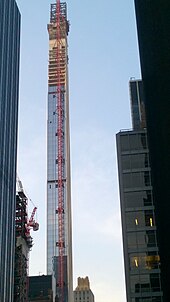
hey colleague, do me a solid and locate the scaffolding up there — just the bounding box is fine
[14,181,38,302]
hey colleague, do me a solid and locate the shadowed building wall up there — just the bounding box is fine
[0,0,20,301]
[134,1,170,300]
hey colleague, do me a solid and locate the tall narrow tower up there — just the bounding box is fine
[47,2,73,302]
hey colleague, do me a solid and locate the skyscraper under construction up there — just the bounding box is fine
[47,2,73,302]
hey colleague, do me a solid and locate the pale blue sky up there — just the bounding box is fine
[16,1,141,302]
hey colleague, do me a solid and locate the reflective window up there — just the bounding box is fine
[122,153,149,170]
[150,273,161,292]
[120,135,130,151]
[122,155,131,170]
[124,191,152,208]
[147,230,157,247]
[129,133,147,150]
[123,171,151,189]
[130,274,150,293]
[128,232,137,249]
[126,210,155,229]
[130,253,160,270]
[128,230,157,248]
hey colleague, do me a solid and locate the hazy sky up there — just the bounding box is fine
[16,1,141,302]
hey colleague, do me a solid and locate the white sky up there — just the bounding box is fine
[16,1,141,302]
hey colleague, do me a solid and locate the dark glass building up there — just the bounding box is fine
[117,81,163,302]
[134,2,170,301]
[0,0,20,301]
[28,275,53,302]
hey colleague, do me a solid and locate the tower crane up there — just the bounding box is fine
[16,175,39,238]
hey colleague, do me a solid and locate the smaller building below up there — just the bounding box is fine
[74,277,95,302]
[28,275,53,302]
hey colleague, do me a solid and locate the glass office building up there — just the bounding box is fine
[116,81,163,302]
[0,0,20,301]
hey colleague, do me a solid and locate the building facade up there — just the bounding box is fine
[74,277,95,302]
[29,275,53,302]
[47,3,73,302]
[129,80,146,130]
[116,81,163,302]
[134,2,170,300]
[0,0,20,301]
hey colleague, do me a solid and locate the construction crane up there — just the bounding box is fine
[15,176,39,302]
[16,175,39,237]
[25,206,39,236]
[56,1,66,302]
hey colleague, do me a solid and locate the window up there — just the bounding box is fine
[150,273,161,292]
[124,191,152,208]
[123,171,151,189]
[130,253,160,270]
[126,210,155,229]
[120,135,130,151]
[130,274,150,293]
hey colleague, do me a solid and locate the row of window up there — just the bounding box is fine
[130,272,162,294]
[121,153,149,170]
[127,230,157,249]
[124,190,153,208]
[120,133,148,152]
[130,253,160,271]
[125,210,155,229]
[123,171,151,189]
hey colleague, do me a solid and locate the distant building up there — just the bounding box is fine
[74,277,95,302]
[0,0,20,301]
[28,275,53,302]
[116,80,163,302]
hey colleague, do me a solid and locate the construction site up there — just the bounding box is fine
[14,178,39,302]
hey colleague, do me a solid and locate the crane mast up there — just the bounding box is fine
[56,1,65,301]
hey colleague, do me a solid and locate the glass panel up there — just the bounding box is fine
[129,134,140,150]
[120,135,130,151]
[124,191,152,208]
[130,253,160,270]
[123,172,151,189]
[127,232,137,249]
[131,153,149,169]
[128,231,157,249]
[122,155,131,170]
[146,230,157,247]
[150,273,161,292]
[126,210,155,229]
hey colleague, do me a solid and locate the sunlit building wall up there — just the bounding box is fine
[74,277,95,302]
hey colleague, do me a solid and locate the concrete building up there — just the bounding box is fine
[0,0,20,301]
[134,2,170,300]
[47,3,73,302]
[74,277,94,302]
[116,80,163,302]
